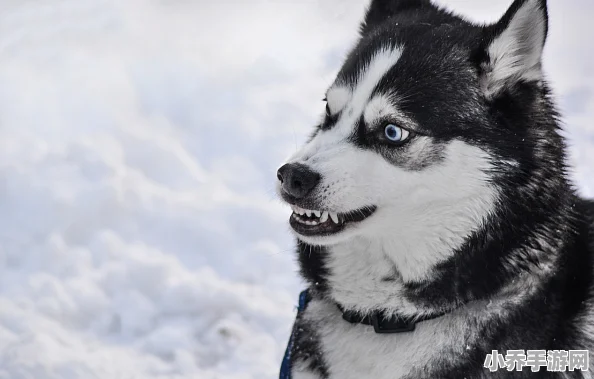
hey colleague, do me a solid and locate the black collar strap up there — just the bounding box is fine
[337,304,444,334]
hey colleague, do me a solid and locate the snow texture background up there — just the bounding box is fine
[0,0,592,378]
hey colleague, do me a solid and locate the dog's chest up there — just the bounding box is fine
[295,299,470,379]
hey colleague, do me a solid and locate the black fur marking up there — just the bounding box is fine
[297,240,330,295]
[320,112,340,131]
[290,292,330,378]
[360,0,458,37]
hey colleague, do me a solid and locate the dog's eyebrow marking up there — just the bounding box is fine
[333,45,404,139]
[363,94,397,126]
[352,45,403,116]
[326,86,351,115]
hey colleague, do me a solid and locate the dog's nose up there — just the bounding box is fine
[277,163,321,199]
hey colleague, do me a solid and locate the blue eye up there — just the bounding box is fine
[384,124,409,142]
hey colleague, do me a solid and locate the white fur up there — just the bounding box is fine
[325,86,351,116]
[483,0,547,97]
[293,140,496,284]
[293,367,322,379]
[363,94,396,126]
[301,298,462,378]
[322,142,497,315]
[294,275,542,379]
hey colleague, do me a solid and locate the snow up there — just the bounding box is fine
[0,1,592,378]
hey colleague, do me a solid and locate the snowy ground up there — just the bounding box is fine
[0,1,592,378]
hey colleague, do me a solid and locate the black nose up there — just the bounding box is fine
[277,163,321,199]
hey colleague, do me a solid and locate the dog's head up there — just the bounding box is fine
[277,0,557,270]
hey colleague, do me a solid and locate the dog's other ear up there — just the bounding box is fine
[479,0,548,98]
[360,0,432,35]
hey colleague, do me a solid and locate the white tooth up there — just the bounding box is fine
[297,207,305,215]
[313,210,321,217]
[330,212,339,224]
[320,211,328,223]
[291,205,298,213]
[305,209,312,217]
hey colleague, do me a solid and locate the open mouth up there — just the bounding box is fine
[289,205,377,236]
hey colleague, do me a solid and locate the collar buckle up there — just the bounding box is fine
[371,313,416,334]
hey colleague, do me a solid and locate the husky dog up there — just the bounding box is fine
[276,0,594,378]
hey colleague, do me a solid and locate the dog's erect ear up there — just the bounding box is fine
[360,0,433,35]
[479,0,548,98]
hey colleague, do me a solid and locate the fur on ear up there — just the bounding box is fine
[360,0,433,35]
[480,0,548,98]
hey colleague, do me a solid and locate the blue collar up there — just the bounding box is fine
[279,290,310,379]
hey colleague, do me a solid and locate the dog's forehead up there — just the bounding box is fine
[326,45,403,123]
[325,25,483,134]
